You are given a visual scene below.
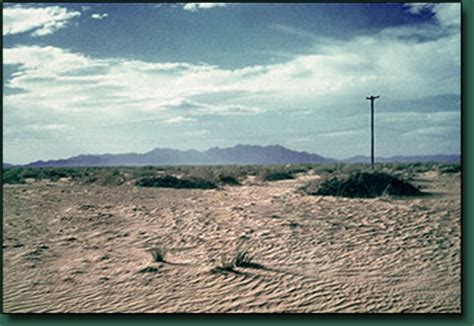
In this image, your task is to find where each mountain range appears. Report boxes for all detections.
[3,145,460,168]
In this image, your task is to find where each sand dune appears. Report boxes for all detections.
[3,171,460,313]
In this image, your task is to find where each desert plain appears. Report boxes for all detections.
[2,164,461,313]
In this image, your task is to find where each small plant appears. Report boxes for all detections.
[150,247,167,262]
[211,256,237,274]
[211,250,263,274]
[233,251,263,269]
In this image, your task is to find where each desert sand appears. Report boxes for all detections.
[3,171,461,313]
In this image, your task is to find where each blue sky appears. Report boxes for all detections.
[3,3,461,164]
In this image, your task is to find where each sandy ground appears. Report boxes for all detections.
[3,171,461,313]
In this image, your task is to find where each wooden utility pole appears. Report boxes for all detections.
[366,95,379,170]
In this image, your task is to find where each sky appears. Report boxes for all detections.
[3,3,461,164]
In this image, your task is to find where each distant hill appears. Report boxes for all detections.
[19,145,335,167]
[5,145,461,168]
[344,154,461,164]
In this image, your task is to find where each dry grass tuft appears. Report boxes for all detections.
[211,250,263,274]
[150,247,167,263]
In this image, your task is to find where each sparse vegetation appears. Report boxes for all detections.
[2,163,459,190]
[257,164,315,182]
[136,175,217,189]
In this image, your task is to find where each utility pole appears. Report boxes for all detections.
[366,95,379,170]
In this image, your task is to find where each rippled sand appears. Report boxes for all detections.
[3,171,461,313]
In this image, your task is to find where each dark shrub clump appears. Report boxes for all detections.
[217,175,241,186]
[136,175,217,189]
[439,164,461,174]
[304,172,422,198]
[259,169,295,182]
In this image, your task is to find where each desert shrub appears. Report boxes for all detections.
[405,162,434,173]
[95,169,125,186]
[127,166,165,180]
[303,171,422,198]
[3,168,26,184]
[312,163,369,176]
[2,167,82,184]
[185,166,215,182]
[439,164,461,174]
[238,165,261,177]
[258,168,295,181]
[136,175,217,189]
[218,165,262,181]
[82,174,99,184]
[216,174,241,186]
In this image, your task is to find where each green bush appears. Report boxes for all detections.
[3,168,26,184]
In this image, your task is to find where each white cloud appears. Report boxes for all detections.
[159,98,264,116]
[270,24,318,41]
[164,116,197,124]
[405,3,434,15]
[405,3,460,27]
[3,5,81,37]
[3,19,459,122]
[91,13,109,20]
[182,3,229,12]
[4,13,459,119]
[28,124,69,131]
[196,103,264,116]
[433,4,460,27]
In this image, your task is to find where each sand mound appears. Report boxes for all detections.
[304,172,422,198]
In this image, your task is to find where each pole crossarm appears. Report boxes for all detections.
[366,96,380,101]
